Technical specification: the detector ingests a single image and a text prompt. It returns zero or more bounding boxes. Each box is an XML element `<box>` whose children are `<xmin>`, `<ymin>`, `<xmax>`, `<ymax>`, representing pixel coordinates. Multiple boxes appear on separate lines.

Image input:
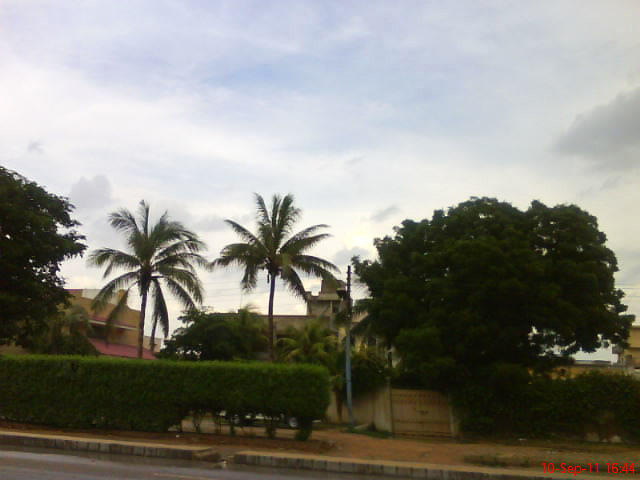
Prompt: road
<box><xmin>0</xmin><ymin>446</ymin><xmax>379</xmax><ymax>480</ymax></box>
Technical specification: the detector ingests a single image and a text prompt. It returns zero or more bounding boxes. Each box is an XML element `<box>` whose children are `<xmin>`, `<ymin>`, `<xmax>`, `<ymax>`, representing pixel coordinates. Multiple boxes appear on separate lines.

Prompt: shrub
<box><xmin>350</xmin><ymin>347</ymin><xmax>389</xmax><ymax>397</ymax></box>
<box><xmin>0</xmin><ymin>355</ymin><xmax>329</xmax><ymax>439</ymax></box>
<box><xmin>452</xmin><ymin>370</ymin><xmax>640</xmax><ymax>440</ymax></box>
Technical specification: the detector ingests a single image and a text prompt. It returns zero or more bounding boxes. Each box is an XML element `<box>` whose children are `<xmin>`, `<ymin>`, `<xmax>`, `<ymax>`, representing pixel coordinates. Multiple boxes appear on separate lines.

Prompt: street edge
<box><xmin>0</xmin><ymin>432</ymin><xmax>220</xmax><ymax>462</ymax></box>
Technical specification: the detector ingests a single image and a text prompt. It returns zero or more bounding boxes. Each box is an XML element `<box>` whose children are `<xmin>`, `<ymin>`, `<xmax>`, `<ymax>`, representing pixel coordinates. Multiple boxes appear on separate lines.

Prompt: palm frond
<box><xmin>163</xmin><ymin>277</ymin><xmax>199</xmax><ymax>310</ymax></box>
<box><xmin>156</xmin><ymin>266</ymin><xmax>204</xmax><ymax>304</ymax></box>
<box><xmin>240</xmin><ymin>261</ymin><xmax>261</xmax><ymax>291</ymax></box>
<box><xmin>138</xmin><ymin>200</ymin><xmax>151</xmax><ymax>236</ymax></box>
<box><xmin>87</xmin><ymin>248</ymin><xmax>140</xmax><ymax>278</ymax></box>
<box><xmin>254</xmin><ymin>193</ymin><xmax>272</xmax><ymax>226</ymax></box>
<box><xmin>156</xmin><ymin>242</ymin><xmax>208</xmax><ymax>268</ymax></box>
<box><xmin>108</xmin><ymin>208</ymin><xmax>139</xmax><ymax>236</ymax></box>
<box><xmin>102</xmin><ymin>288</ymin><xmax>132</xmax><ymax>342</ymax></box>
<box><xmin>155</xmin><ymin>251</ymin><xmax>208</xmax><ymax>273</ymax></box>
<box><xmin>91</xmin><ymin>272</ymin><xmax>139</xmax><ymax>313</ymax></box>
<box><xmin>291</xmin><ymin>254</ymin><xmax>339</xmax><ymax>277</ymax></box>
<box><xmin>224</xmin><ymin>219</ymin><xmax>264</xmax><ymax>247</ymax></box>
<box><xmin>151</xmin><ymin>279</ymin><xmax>170</xmax><ymax>338</ymax></box>
<box><xmin>280</xmin><ymin>266</ymin><xmax>308</xmax><ymax>299</ymax></box>
<box><xmin>281</xmin><ymin>231</ymin><xmax>331</xmax><ymax>255</ymax></box>
<box><xmin>156</xmin><ymin>232</ymin><xmax>207</xmax><ymax>257</ymax></box>
<box><xmin>212</xmin><ymin>243</ymin><xmax>265</xmax><ymax>270</ymax></box>
<box><xmin>275</xmin><ymin>193</ymin><xmax>300</xmax><ymax>237</ymax></box>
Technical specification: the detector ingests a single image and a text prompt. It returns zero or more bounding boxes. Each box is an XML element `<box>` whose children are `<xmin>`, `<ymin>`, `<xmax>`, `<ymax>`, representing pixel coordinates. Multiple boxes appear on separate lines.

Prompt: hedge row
<box><xmin>0</xmin><ymin>355</ymin><xmax>330</xmax><ymax>437</ymax></box>
<box><xmin>454</xmin><ymin>370</ymin><xmax>640</xmax><ymax>440</ymax></box>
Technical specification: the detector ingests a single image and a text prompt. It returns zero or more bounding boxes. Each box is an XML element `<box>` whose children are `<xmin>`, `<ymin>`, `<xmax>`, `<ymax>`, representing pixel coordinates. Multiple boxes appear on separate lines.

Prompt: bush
<box><xmin>350</xmin><ymin>347</ymin><xmax>389</xmax><ymax>397</ymax></box>
<box><xmin>0</xmin><ymin>355</ymin><xmax>330</xmax><ymax>439</ymax></box>
<box><xmin>452</xmin><ymin>370</ymin><xmax>640</xmax><ymax>440</ymax></box>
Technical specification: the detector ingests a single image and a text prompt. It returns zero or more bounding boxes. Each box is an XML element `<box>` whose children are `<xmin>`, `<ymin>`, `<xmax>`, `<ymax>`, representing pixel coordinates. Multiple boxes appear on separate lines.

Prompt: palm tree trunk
<box><xmin>267</xmin><ymin>274</ymin><xmax>277</xmax><ymax>361</ymax></box>
<box><xmin>150</xmin><ymin>319</ymin><xmax>157</xmax><ymax>353</ymax></box>
<box><xmin>138</xmin><ymin>289</ymin><xmax>148</xmax><ymax>359</ymax></box>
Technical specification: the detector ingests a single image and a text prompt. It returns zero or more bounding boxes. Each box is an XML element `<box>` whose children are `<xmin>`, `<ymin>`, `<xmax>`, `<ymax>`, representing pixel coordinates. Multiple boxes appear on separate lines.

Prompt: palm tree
<box><xmin>277</xmin><ymin>321</ymin><xmax>337</xmax><ymax>365</ymax></box>
<box><xmin>88</xmin><ymin>200</ymin><xmax>208</xmax><ymax>358</ymax></box>
<box><xmin>211</xmin><ymin>193</ymin><xmax>338</xmax><ymax>361</ymax></box>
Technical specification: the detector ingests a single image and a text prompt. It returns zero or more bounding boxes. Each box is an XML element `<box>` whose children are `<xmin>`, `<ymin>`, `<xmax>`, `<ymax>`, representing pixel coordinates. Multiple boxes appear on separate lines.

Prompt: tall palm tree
<box><xmin>211</xmin><ymin>193</ymin><xmax>338</xmax><ymax>361</ymax></box>
<box><xmin>88</xmin><ymin>200</ymin><xmax>207</xmax><ymax>358</ymax></box>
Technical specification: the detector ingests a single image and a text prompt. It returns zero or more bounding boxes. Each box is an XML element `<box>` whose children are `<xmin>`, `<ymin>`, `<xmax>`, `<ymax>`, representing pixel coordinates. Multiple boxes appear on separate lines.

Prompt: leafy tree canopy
<box><xmin>0</xmin><ymin>166</ymin><xmax>86</xmax><ymax>347</ymax></box>
<box><xmin>158</xmin><ymin>306</ymin><xmax>267</xmax><ymax>361</ymax></box>
<box><xmin>354</xmin><ymin>197</ymin><xmax>633</xmax><ymax>392</ymax></box>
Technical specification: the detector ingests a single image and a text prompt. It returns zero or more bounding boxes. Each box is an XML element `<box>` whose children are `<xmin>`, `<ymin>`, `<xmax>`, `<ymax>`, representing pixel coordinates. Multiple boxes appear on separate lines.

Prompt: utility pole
<box><xmin>345</xmin><ymin>265</ymin><xmax>354</xmax><ymax>428</ymax></box>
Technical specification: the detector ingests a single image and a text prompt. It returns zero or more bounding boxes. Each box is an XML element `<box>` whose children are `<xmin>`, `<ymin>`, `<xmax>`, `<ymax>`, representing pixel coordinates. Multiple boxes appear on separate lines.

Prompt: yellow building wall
<box><xmin>618</xmin><ymin>326</ymin><xmax>640</xmax><ymax>368</ymax></box>
<box><xmin>68</xmin><ymin>289</ymin><xmax>139</xmax><ymax>347</ymax></box>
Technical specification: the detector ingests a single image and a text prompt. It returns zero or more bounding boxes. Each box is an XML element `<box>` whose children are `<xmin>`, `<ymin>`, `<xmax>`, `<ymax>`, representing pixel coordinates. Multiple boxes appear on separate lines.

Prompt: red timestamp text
<box><xmin>540</xmin><ymin>462</ymin><xmax>635</xmax><ymax>475</ymax></box>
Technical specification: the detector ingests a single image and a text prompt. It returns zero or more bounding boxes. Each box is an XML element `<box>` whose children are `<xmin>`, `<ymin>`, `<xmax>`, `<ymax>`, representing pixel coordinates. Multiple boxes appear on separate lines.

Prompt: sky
<box><xmin>2</xmin><ymin>1</ymin><xmax>640</xmax><ymax>351</ymax></box>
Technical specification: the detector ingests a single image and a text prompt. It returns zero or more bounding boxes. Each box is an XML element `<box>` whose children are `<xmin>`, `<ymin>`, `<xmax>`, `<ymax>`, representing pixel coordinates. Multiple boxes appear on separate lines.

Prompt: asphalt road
<box><xmin>0</xmin><ymin>446</ymin><xmax>379</xmax><ymax>480</ymax></box>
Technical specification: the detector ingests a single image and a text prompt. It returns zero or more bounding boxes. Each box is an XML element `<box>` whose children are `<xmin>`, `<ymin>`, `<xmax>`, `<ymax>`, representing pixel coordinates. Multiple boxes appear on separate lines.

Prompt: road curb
<box><xmin>233</xmin><ymin>451</ymin><xmax>579</xmax><ymax>480</ymax></box>
<box><xmin>0</xmin><ymin>431</ymin><xmax>220</xmax><ymax>462</ymax></box>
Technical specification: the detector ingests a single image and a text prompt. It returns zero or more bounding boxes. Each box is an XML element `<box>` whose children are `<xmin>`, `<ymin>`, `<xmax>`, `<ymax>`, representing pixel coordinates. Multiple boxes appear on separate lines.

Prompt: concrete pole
<box><xmin>345</xmin><ymin>265</ymin><xmax>354</xmax><ymax>428</ymax></box>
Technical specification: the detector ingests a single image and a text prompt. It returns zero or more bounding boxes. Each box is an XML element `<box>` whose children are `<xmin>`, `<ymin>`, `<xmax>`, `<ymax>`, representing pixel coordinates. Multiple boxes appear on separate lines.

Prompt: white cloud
<box><xmin>555</xmin><ymin>88</ymin><xmax>640</xmax><ymax>170</ymax></box>
<box><xmin>369</xmin><ymin>205</ymin><xmax>400</xmax><ymax>223</ymax></box>
<box><xmin>69</xmin><ymin>175</ymin><xmax>114</xmax><ymax>211</ymax></box>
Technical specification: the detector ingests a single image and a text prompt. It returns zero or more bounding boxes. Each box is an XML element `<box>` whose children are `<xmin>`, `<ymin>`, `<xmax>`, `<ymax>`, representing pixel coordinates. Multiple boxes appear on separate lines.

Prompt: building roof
<box><xmin>89</xmin><ymin>339</ymin><xmax>155</xmax><ymax>360</ymax></box>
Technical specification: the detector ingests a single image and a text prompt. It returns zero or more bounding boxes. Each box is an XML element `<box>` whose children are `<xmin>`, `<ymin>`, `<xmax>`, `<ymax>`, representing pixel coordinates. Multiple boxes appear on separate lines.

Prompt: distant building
<box><xmin>68</xmin><ymin>289</ymin><xmax>157</xmax><ymax>359</ymax></box>
<box><xmin>267</xmin><ymin>278</ymin><xmax>357</xmax><ymax>336</ymax></box>
<box><xmin>616</xmin><ymin>325</ymin><xmax>640</xmax><ymax>375</ymax></box>
<box><xmin>305</xmin><ymin>279</ymin><xmax>346</xmax><ymax>328</ymax></box>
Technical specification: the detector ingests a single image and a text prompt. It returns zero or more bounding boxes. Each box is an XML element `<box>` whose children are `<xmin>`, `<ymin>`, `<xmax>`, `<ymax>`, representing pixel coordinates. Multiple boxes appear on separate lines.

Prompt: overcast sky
<box><xmin>2</xmin><ymin>1</ymin><xmax>640</xmax><ymax>348</ymax></box>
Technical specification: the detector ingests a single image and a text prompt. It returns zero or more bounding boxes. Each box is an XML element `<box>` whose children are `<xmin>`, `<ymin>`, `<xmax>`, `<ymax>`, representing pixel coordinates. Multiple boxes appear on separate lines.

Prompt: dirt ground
<box><xmin>2</xmin><ymin>420</ymin><xmax>640</xmax><ymax>475</ymax></box>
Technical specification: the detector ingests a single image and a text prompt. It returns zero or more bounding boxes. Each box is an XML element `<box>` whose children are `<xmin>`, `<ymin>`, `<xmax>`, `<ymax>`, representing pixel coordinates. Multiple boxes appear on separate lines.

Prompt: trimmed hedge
<box><xmin>454</xmin><ymin>370</ymin><xmax>640</xmax><ymax>440</ymax></box>
<box><xmin>0</xmin><ymin>355</ymin><xmax>330</xmax><ymax>436</ymax></box>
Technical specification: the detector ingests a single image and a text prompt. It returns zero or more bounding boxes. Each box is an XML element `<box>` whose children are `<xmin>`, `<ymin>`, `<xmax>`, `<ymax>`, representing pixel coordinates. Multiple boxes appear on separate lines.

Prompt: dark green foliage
<box><xmin>456</xmin><ymin>372</ymin><xmax>640</xmax><ymax>440</ymax></box>
<box><xmin>158</xmin><ymin>308</ymin><xmax>266</xmax><ymax>361</ymax></box>
<box><xmin>276</xmin><ymin>320</ymin><xmax>388</xmax><ymax>399</ymax></box>
<box><xmin>277</xmin><ymin>321</ymin><xmax>336</xmax><ymax>365</ymax></box>
<box><xmin>294</xmin><ymin>417</ymin><xmax>313</xmax><ymax>441</ymax></box>
<box><xmin>0</xmin><ymin>167</ymin><xmax>86</xmax><ymax>347</ymax></box>
<box><xmin>354</xmin><ymin>198</ymin><xmax>633</xmax><ymax>394</ymax></box>
<box><xmin>350</xmin><ymin>347</ymin><xmax>389</xmax><ymax>396</ymax></box>
<box><xmin>0</xmin><ymin>355</ymin><xmax>330</xmax><ymax>438</ymax></box>
<box><xmin>451</xmin><ymin>363</ymin><xmax>539</xmax><ymax>434</ymax></box>
<box><xmin>29</xmin><ymin>305</ymin><xmax>98</xmax><ymax>356</ymax></box>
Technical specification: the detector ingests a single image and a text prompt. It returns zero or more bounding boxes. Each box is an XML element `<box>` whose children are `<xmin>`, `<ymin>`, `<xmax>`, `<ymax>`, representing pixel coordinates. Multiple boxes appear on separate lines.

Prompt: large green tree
<box><xmin>0</xmin><ymin>166</ymin><xmax>86</xmax><ymax>347</ymax></box>
<box><xmin>354</xmin><ymin>197</ymin><xmax>633</xmax><ymax>392</ymax></box>
<box><xmin>158</xmin><ymin>306</ymin><xmax>267</xmax><ymax>361</ymax></box>
<box><xmin>88</xmin><ymin>201</ymin><xmax>207</xmax><ymax>358</ymax></box>
<box><xmin>212</xmin><ymin>193</ymin><xmax>338</xmax><ymax>361</ymax></box>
